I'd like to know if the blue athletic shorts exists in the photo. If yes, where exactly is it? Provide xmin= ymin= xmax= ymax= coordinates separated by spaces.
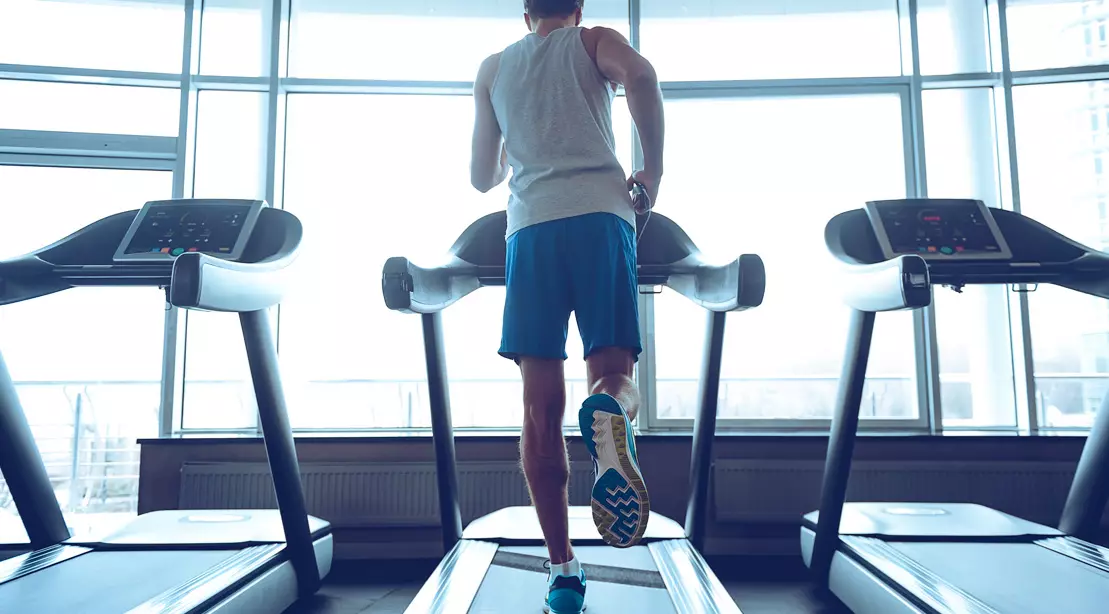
xmin=499 ymin=212 xmax=641 ymax=362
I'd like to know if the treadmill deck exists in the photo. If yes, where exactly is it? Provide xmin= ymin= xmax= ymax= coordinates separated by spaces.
xmin=0 ymin=549 xmax=240 ymax=613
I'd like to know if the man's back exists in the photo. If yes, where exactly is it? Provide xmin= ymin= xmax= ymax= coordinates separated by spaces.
xmin=490 ymin=26 xmax=633 ymax=238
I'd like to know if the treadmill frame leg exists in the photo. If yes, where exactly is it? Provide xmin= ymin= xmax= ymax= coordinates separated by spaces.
xmin=422 ymin=311 xmax=464 ymax=552
xmin=0 ymin=347 xmax=71 ymax=548
xmin=1059 ymin=389 xmax=1109 ymax=541
xmin=240 ymin=309 xmax=321 ymax=598
xmin=811 ymin=309 xmax=875 ymax=589
xmin=685 ymin=309 xmax=727 ymax=553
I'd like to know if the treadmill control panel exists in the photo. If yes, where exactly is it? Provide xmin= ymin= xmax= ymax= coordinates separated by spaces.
xmin=114 ymin=199 xmax=265 ymax=262
xmin=866 ymin=199 xmax=1012 ymax=260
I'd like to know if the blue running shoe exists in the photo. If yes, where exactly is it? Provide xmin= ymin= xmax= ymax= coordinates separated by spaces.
xmin=543 ymin=560 xmax=587 ymax=614
xmin=578 ymin=393 xmax=650 ymax=547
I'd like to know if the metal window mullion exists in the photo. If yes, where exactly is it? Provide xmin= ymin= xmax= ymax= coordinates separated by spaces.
xmin=996 ymin=0 xmax=1038 ymax=434
xmin=263 ymin=0 xmax=289 ymax=209
xmin=0 ymin=152 xmax=176 ymax=171
xmin=255 ymin=0 xmax=291 ymax=434
xmin=629 ymin=0 xmax=641 ymax=50
xmin=161 ymin=0 xmax=203 ymax=437
xmin=0 ymin=63 xmax=180 ymax=88
xmin=626 ymin=0 xmax=659 ymax=429
xmin=904 ymin=0 xmax=943 ymax=433
xmin=0 ymin=130 xmax=176 ymax=159
xmin=192 ymin=75 xmax=271 ymax=91
xmin=1012 ymin=64 xmax=1109 ymax=86
xmin=920 ymin=72 xmax=1002 ymax=89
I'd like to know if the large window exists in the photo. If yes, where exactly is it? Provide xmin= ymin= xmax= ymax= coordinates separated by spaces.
xmin=4 ymin=0 xmax=1109 ymax=445
xmin=651 ymin=94 xmax=914 ymax=423
xmin=1013 ymin=81 xmax=1109 ymax=429
xmin=0 ymin=165 xmax=173 ymax=527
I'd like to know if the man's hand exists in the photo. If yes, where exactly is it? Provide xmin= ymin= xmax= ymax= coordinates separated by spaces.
xmin=628 ymin=170 xmax=661 ymax=215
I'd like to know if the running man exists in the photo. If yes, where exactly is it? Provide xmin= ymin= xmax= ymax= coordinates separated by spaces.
xmin=469 ymin=1 xmax=665 ymax=612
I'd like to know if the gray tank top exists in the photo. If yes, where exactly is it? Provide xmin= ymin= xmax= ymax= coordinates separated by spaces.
xmin=490 ymin=27 xmax=635 ymax=238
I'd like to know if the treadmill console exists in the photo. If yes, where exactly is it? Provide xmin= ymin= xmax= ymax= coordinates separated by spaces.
xmin=866 ymin=198 xmax=1012 ymax=261
xmin=113 ymin=199 xmax=266 ymax=263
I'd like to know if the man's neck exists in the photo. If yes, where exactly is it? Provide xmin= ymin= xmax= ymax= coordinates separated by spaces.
xmin=533 ymin=18 xmax=577 ymax=37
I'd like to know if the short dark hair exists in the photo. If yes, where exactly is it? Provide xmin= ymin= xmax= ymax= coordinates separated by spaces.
xmin=524 ymin=0 xmax=583 ymax=19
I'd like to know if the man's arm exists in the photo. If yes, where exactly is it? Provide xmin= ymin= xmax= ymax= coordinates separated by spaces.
xmin=470 ymin=53 xmax=508 ymax=193
xmin=584 ymin=27 xmax=664 ymax=181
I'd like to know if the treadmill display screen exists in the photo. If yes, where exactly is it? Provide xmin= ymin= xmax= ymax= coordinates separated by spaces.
xmin=123 ymin=203 xmax=252 ymax=257
xmin=870 ymin=200 xmax=1006 ymax=257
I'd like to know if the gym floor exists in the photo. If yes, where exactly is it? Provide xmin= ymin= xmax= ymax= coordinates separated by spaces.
xmin=288 ymin=558 xmax=850 ymax=613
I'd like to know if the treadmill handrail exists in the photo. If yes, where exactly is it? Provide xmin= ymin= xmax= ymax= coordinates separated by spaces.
xmin=0 ymin=207 xmax=304 ymax=308
xmin=169 ymin=249 xmax=299 ymax=312
xmin=837 ymin=255 xmax=932 ymax=313
xmin=381 ymin=211 xmax=765 ymax=315
xmin=382 ymin=256 xmax=481 ymax=315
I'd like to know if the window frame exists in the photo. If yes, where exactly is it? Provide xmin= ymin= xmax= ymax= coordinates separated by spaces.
xmin=3 ymin=0 xmax=1109 ymax=436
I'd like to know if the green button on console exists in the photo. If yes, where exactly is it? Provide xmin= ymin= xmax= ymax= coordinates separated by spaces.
xmin=940 ymin=246 xmax=954 ymax=255
xmin=171 ymin=247 xmax=185 ymax=256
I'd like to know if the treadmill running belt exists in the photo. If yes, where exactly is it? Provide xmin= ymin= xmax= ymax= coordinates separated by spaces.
xmin=492 ymin=550 xmax=666 ymax=589
xmin=469 ymin=559 xmax=676 ymax=614
xmin=0 ymin=549 xmax=245 ymax=613
xmin=890 ymin=542 xmax=1109 ymax=614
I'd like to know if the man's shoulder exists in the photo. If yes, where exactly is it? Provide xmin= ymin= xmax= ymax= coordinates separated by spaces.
xmin=476 ymin=51 xmax=503 ymax=86
xmin=580 ymin=26 xmax=626 ymax=42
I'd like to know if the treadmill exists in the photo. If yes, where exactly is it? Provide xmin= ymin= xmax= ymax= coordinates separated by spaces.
xmin=382 ymin=211 xmax=765 ymax=613
xmin=0 ymin=198 xmax=332 ymax=613
xmin=801 ymin=198 xmax=1109 ymax=613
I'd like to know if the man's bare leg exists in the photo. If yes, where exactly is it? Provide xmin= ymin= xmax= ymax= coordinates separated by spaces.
xmin=580 ymin=346 xmax=650 ymax=547
xmin=519 ymin=356 xmax=573 ymax=564
xmin=586 ymin=347 xmax=640 ymax=421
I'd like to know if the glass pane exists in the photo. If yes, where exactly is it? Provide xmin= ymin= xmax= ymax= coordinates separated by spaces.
xmin=1014 ymin=81 xmax=1109 ymax=429
xmin=0 ymin=81 xmax=180 ymax=137
xmin=180 ymin=90 xmax=269 ymax=430
xmin=0 ymin=165 xmax=172 ymax=528
xmin=652 ymin=95 xmax=913 ymax=421
xmin=192 ymin=91 xmax=267 ymax=199
xmin=0 ymin=0 xmax=184 ymax=73
xmin=289 ymin=0 xmax=629 ymax=80
xmin=199 ymin=0 xmax=269 ymax=77
xmin=1006 ymin=0 xmax=1104 ymax=71
xmin=917 ymin=0 xmax=996 ymax=75
xmin=922 ymin=88 xmax=1018 ymax=428
xmin=280 ymin=93 xmax=633 ymax=430
xmin=639 ymin=0 xmax=902 ymax=81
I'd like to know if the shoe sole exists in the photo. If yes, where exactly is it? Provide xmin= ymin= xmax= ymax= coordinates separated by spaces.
xmin=579 ymin=396 xmax=650 ymax=548
xmin=544 ymin=603 xmax=587 ymax=613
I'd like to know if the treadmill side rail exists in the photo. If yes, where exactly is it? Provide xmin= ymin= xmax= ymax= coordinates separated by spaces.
xmin=841 ymin=537 xmax=999 ymax=614
xmin=125 ymin=543 xmax=284 ymax=614
xmin=649 ymin=539 xmax=743 ymax=614
xmin=1036 ymin=536 xmax=1109 ymax=575
xmin=403 ymin=540 xmax=499 ymax=614
xmin=0 ymin=544 xmax=90 ymax=586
